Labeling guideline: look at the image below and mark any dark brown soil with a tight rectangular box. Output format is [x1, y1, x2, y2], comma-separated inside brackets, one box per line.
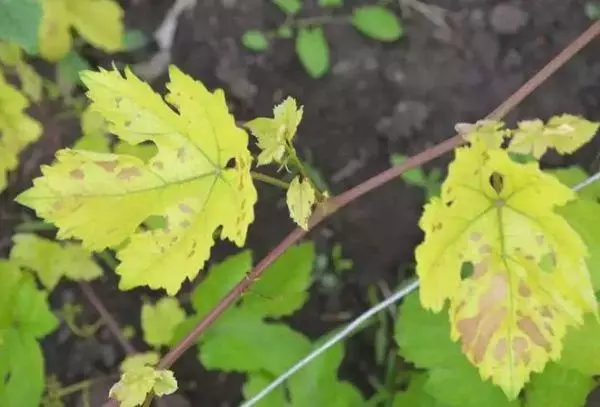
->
[2, 0, 600, 405]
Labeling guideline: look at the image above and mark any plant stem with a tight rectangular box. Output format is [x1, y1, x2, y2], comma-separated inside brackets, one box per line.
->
[284, 143, 326, 199]
[119, 18, 600, 407]
[53, 379, 94, 398]
[250, 171, 290, 190]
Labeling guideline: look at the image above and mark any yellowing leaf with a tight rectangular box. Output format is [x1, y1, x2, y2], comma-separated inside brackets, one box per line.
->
[109, 365, 177, 407]
[141, 298, 186, 348]
[17, 66, 257, 295]
[457, 120, 509, 149]
[120, 352, 160, 372]
[415, 138, 597, 398]
[245, 96, 303, 165]
[39, 0, 123, 61]
[0, 42, 43, 102]
[286, 176, 315, 229]
[10, 233, 102, 290]
[0, 71, 42, 192]
[508, 115, 599, 159]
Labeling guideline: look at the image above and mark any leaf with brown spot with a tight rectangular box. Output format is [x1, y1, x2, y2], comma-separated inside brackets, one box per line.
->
[415, 138, 597, 398]
[17, 66, 257, 295]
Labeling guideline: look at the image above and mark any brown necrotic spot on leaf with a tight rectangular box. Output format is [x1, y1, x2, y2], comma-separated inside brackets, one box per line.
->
[479, 274, 508, 310]
[153, 161, 164, 170]
[178, 203, 192, 213]
[177, 147, 186, 162]
[70, 169, 85, 180]
[471, 232, 482, 241]
[494, 338, 508, 361]
[117, 167, 142, 181]
[95, 160, 118, 172]
[540, 306, 553, 318]
[517, 317, 551, 351]
[472, 307, 507, 363]
[512, 336, 531, 364]
[179, 220, 191, 228]
[518, 281, 532, 297]
[52, 201, 63, 211]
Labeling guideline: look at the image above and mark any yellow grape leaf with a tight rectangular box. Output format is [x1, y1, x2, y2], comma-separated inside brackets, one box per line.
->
[415, 138, 597, 399]
[141, 298, 185, 348]
[39, 0, 123, 61]
[120, 352, 160, 372]
[17, 66, 257, 295]
[456, 120, 509, 149]
[10, 233, 102, 290]
[245, 96, 303, 165]
[286, 176, 315, 230]
[109, 364, 177, 407]
[0, 42, 43, 102]
[508, 115, 599, 159]
[0, 71, 42, 192]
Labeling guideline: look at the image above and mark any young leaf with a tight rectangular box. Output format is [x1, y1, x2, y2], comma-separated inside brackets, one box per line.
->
[0, 72, 43, 193]
[273, 0, 301, 15]
[120, 352, 160, 372]
[352, 6, 403, 42]
[319, 0, 343, 7]
[457, 120, 509, 149]
[525, 363, 593, 407]
[39, 0, 124, 61]
[0, 0, 43, 53]
[199, 309, 312, 374]
[17, 66, 258, 295]
[287, 176, 316, 230]
[240, 242, 315, 317]
[395, 293, 517, 407]
[242, 30, 269, 52]
[10, 233, 102, 290]
[296, 27, 329, 78]
[141, 297, 186, 348]
[245, 96, 304, 165]
[415, 138, 597, 398]
[508, 115, 599, 159]
[109, 365, 177, 407]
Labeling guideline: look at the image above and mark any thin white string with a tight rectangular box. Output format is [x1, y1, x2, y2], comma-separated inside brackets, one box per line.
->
[241, 169, 600, 407]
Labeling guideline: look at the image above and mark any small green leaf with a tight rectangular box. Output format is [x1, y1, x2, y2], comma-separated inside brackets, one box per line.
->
[277, 25, 293, 39]
[525, 363, 593, 407]
[122, 29, 149, 51]
[240, 242, 314, 317]
[391, 154, 427, 186]
[296, 27, 329, 78]
[199, 309, 312, 374]
[58, 51, 91, 93]
[141, 298, 186, 348]
[0, 0, 43, 54]
[319, 0, 343, 7]
[352, 6, 403, 42]
[242, 30, 269, 51]
[10, 234, 103, 290]
[0, 329, 45, 407]
[273, 0, 301, 15]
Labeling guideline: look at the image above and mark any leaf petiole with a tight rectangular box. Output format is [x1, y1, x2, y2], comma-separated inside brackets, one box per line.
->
[250, 171, 290, 190]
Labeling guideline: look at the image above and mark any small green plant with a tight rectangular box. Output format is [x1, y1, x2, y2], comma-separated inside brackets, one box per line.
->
[2, 4, 600, 407]
[390, 154, 443, 199]
[242, 0, 403, 78]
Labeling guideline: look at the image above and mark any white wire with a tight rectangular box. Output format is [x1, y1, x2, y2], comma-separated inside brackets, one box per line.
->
[240, 279, 420, 407]
[241, 168, 600, 407]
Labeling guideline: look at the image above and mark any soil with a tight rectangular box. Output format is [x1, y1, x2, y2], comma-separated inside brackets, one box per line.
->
[2, 0, 600, 406]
